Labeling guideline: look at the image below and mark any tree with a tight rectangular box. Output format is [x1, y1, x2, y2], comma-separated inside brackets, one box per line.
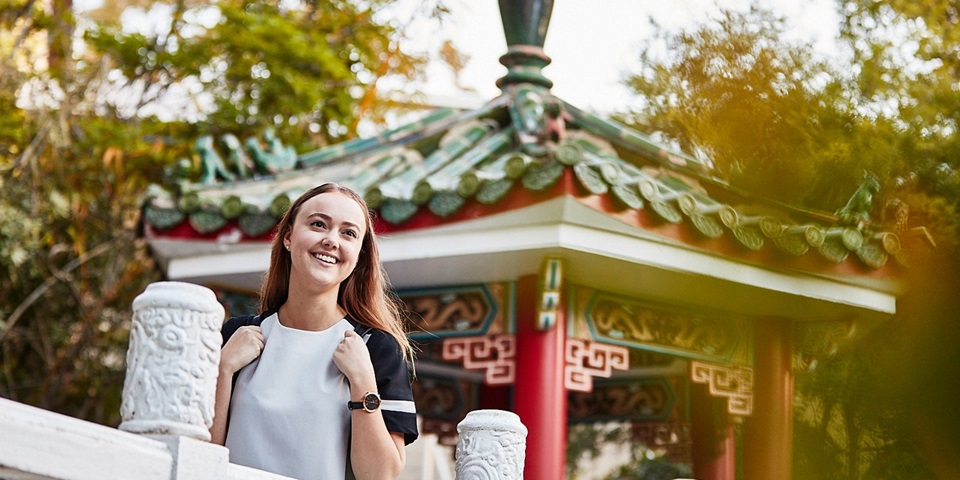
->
[620, 2, 960, 478]
[0, 0, 439, 425]
[620, 5, 958, 249]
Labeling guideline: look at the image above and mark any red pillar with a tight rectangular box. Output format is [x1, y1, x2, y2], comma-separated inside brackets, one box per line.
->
[514, 274, 567, 480]
[691, 384, 736, 480]
[743, 317, 794, 480]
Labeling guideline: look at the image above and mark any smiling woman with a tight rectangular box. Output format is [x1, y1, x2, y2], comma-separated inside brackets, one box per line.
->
[209, 183, 417, 480]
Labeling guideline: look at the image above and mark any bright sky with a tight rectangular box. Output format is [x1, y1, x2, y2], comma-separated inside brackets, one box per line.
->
[72, 0, 841, 122]
[391, 0, 840, 114]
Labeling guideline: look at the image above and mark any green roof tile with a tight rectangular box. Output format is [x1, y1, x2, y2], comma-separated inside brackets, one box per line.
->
[141, 86, 906, 271]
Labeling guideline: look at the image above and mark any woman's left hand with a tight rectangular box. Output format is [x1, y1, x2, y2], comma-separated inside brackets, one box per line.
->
[333, 330, 376, 388]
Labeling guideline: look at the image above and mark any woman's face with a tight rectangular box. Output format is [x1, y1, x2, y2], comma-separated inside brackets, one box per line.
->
[283, 191, 368, 294]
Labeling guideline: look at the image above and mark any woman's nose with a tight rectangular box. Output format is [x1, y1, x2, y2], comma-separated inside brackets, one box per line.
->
[321, 235, 337, 248]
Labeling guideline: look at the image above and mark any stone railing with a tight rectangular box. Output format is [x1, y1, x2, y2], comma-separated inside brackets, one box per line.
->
[0, 281, 527, 480]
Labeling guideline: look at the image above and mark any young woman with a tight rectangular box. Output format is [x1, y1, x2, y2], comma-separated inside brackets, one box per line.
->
[210, 183, 417, 480]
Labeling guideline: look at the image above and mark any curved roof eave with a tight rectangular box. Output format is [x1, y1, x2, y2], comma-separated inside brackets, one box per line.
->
[141, 87, 908, 289]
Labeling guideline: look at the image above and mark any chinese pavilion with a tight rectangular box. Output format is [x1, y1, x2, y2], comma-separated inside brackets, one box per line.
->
[139, 1, 912, 479]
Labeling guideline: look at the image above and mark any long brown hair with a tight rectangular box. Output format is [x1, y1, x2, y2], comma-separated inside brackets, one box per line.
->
[258, 183, 413, 364]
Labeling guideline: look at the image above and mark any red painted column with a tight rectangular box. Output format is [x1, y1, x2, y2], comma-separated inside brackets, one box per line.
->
[514, 274, 567, 480]
[743, 317, 794, 480]
[691, 384, 736, 480]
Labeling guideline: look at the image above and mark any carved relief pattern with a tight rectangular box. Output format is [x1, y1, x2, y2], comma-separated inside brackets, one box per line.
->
[400, 284, 507, 339]
[587, 293, 742, 363]
[412, 376, 472, 422]
[690, 361, 753, 416]
[564, 338, 630, 392]
[120, 282, 224, 440]
[568, 379, 675, 422]
[442, 335, 516, 385]
[794, 320, 858, 372]
[413, 376, 476, 445]
[456, 411, 527, 480]
[631, 421, 692, 464]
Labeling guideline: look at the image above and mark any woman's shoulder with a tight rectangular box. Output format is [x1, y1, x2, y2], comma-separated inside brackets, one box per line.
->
[347, 318, 402, 354]
[221, 310, 274, 345]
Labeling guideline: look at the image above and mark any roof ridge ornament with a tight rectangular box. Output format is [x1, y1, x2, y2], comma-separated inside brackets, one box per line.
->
[835, 171, 880, 229]
[497, 0, 554, 90]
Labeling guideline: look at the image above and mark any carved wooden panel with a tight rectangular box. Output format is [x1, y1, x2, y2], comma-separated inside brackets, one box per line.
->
[412, 375, 477, 445]
[568, 378, 676, 422]
[569, 287, 751, 365]
[399, 283, 513, 339]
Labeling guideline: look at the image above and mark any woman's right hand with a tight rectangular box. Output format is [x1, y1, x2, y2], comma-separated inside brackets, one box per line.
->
[220, 326, 264, 375]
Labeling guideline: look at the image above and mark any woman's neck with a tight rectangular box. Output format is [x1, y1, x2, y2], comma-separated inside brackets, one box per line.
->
[278, 286, 344, 331]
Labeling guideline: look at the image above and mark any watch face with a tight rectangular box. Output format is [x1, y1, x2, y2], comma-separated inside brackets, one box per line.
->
[363, 393, 381, 412]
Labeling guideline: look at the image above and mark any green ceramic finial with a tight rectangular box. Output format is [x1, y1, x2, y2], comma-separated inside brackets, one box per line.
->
[499, 0, 553, 47]
[497, 0, 554, 89]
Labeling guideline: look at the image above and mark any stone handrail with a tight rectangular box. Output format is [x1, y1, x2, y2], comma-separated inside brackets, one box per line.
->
[0, 281, 528, 479]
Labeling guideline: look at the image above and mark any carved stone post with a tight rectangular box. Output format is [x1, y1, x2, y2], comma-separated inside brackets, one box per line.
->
[119, 282, 224, 441]
[456, 409, 528, 479]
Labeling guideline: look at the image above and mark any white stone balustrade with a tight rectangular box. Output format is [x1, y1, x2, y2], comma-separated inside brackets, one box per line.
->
[455, 409, 528, 479]
[0, 280, 527, 480]
[120, 281, 225, 441]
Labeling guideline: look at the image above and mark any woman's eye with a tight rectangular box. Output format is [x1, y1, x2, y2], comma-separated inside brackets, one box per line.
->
[311, 220, 326, 229]
[344, 230, 358, 238]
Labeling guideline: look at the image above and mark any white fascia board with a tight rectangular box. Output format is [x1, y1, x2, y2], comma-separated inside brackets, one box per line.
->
[166, 247, 271, 284]
[555, 223, 897, 314]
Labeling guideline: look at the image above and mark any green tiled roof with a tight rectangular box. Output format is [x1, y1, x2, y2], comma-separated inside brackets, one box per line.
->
[141, 84, 904, 270]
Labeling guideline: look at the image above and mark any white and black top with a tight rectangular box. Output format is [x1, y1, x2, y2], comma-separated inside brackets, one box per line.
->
[220, 310, 418, 480]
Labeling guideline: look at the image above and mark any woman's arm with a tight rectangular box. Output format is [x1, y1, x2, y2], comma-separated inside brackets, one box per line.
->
[349, 397, 407, 479]
[334, 330, 408, 479]
[209, 325, 264, 445]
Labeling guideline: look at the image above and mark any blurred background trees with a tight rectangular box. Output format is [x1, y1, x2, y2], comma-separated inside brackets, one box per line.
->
[619, 2, 959, 479]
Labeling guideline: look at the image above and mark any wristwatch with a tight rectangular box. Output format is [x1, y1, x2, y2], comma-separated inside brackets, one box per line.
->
[347, 392, 381, 413]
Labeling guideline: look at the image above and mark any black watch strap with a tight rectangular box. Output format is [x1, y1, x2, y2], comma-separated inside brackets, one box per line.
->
[347, 392, 381, 412]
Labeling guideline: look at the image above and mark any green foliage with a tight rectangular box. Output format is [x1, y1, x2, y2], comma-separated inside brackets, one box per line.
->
[566, 423, 692, 480]
[620, 4, 960, 251]
[84, 0, 425, 149]
[622, 8, 873, 209]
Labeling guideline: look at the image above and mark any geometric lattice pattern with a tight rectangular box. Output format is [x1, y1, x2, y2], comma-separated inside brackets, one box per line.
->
[564, 338, 629, 392]
[690, 361, 753, 416]
[441, 334, 516, 385]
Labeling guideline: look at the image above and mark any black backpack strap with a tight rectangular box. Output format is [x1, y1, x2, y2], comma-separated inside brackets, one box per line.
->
[345, 314, 374, 343]
[221, 311, 270, 391]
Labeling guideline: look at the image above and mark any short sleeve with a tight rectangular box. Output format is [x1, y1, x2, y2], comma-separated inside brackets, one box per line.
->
[366, 331, 419, 445]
